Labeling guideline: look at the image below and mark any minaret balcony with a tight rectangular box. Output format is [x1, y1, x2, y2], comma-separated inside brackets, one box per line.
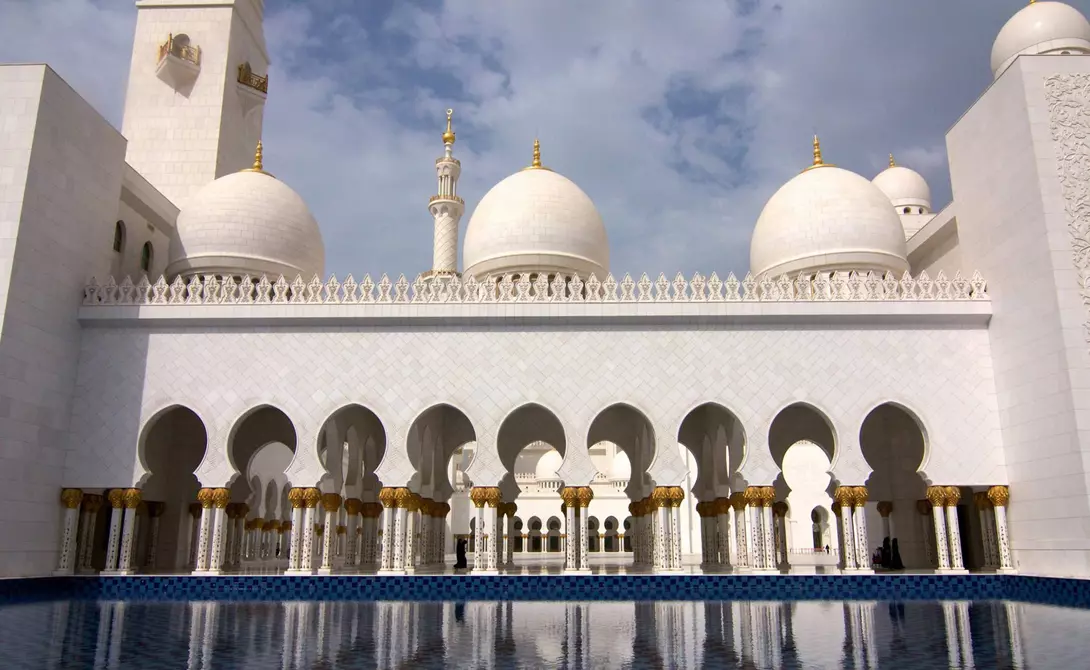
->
[235, 62, 268, 116]
[435, 157, 461, 167]
[429, 194, 464, 205]
[155, 34, 201, 90]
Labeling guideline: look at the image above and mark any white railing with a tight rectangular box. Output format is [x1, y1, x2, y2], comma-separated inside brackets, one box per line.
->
[82, 269, 988, 307]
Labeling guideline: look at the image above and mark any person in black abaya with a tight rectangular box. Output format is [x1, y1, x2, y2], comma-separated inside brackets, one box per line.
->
[455, 537, 468, 569]
[881, 537, 892, 568]
[890, 538, 905, 570]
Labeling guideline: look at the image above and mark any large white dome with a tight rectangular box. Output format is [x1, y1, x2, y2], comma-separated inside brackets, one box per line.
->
[463, 141, 609, 279]
[609, 450, 631, 481]
[535, 449, 564, 481]
[750, 139, 909, 279]
[991, 1, 1090, 79]
[166, 146, 325, 280]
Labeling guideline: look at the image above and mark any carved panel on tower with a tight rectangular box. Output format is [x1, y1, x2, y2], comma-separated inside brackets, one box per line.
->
[155, 33, 201, 90]
[236, 61, 269, 116]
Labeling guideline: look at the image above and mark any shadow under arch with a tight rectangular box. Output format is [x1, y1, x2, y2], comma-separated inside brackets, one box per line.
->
[859, 401, 930, 569]
[226, 404, 298, 482]
[677, 402, 747, 501]
[136, 403, 210, 481]
[314, 403, 388, 495]
[588, 402, 657, 497]
[768, 401, 837, 469]
[497, 402, 567, 472]
[406, 403, 477, 498]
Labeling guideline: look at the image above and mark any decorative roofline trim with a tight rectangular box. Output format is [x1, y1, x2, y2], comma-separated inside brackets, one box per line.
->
[82, 270, 988, 307]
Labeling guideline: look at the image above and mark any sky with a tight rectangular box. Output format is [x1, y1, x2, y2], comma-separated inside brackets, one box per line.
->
[0, 0, 1077, 279]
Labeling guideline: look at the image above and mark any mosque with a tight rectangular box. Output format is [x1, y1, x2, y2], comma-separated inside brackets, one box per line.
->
[2, 0, 1090, 580]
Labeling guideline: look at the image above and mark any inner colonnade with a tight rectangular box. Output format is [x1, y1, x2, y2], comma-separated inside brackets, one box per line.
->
[50, 399, 1018, 577]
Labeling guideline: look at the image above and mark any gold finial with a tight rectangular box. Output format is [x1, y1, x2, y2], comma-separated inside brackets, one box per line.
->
[889, 153, 896, 168]
[532, 138, 542, 168]
[242, 140, 274, 177]
[442, 108, 456, 145]
[803, 134, 835, 172]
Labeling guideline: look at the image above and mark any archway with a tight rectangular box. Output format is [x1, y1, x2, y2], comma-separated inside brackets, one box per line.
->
[860, 403, 928, 569]
[588, 404, 656, 563]
[546, 517, 562, 553]
[769, 403, 837, 570]
[528, 517, 543, 552]
[603, 516, 620, 552]
[139, 406, 208, 571]
[678, 403, 747, 563]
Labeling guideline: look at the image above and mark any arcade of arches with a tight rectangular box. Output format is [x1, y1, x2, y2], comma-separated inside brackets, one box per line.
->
[51, 402, 1015, 576]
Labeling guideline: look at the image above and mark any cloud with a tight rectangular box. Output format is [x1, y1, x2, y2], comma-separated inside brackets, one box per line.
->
[0, 0, 1045, 279]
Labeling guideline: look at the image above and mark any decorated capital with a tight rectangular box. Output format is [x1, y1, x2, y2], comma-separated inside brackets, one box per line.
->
[60, 488, 83, 509]
[987, 485, 1010, 507]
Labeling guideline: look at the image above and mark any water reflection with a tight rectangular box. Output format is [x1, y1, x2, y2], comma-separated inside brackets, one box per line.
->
[5, 596, 1086, 669]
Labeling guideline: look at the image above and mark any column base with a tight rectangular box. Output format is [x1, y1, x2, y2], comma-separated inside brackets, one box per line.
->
[841, 568, 875, 575]
[376, 569, 406, 576]
[473, 569, 500, 575]
[936, 567, 970, 575]
[564, 568, 592, 574]
[316, 567, 335, 575]
[748, 568, 782, 575]
[52, 569, 75, 577]
[995, 567, 1018, 575]
[283, 568, 313, 576]
[653, 568, 686, 574]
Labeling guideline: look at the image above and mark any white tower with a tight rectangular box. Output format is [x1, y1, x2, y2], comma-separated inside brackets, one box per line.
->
[120, 0, 270, 207]
[428, 109, 464, 278]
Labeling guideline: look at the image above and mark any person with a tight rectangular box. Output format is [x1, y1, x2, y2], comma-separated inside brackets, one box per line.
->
[881, 537, 892, 568]
[890, 538, 905, 570]
[872, 547, 883, 566]
[455, 537, 468, 569]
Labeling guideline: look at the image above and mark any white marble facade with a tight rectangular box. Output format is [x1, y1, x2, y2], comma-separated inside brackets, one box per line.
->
[1, 0, 1089, 577]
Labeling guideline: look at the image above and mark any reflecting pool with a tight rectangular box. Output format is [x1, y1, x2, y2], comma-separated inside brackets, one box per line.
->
[0, 599, 1085, 669]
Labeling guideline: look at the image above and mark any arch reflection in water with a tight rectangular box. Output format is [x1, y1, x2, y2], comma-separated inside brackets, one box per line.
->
[4, 597, 1084, 669]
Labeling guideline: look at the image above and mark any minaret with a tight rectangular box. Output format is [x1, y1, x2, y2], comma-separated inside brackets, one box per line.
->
[428, 109, 464, 277]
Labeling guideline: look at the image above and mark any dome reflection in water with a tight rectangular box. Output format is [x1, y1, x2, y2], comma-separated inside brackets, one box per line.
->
[2, 598, 1084, 669]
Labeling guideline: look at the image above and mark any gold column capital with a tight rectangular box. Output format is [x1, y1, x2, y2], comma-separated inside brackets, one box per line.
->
[60, 488, 83, 509]
[302, 488, 322, 509]
[197, 487, 216, 509]
[122, 488, 142, 509]
[987, 485, 1010, 507]
[321, 493, 342, 512]
[925, 486, 947, 507]
[877, 501, 893, 517]
[576, 486, 594, 508]
[288, 487, 308, 509]
[942, 486, 961, 507]
[833, 486, 853, 507]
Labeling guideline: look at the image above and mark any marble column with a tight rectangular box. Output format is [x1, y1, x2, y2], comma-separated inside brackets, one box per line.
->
[696, 502, 712, 567]
[378, 488, 400, 572]
[975, 492, 998, 570]
[505, 503, 517, 568]
[117, 488, 142, 575]
[344, 498, 362, 568]
[402, 495, 418, 573]
[300, 488, 321, 573]
[103, 489, 126, 573]
[652, 488, 670, 571]
[470, 487, 490, 572]
[729, 493, 747, 569]
[759, 488, 776, 571]
[77, 494, 103, 573]
[285, 489, 306, 573]
[943, 486, 966, 571]
[318, 493, 341, 574]
[917, 499, 935, 568]
[193, 489, 216, 573]
[207, 488, 230, 574]
[877, 501, 893, 542]
[714, 497, 732, 569]
[54, 488, 84, 575]
[927, 487, 952, 570]
[988, 485, 1015, 573]
[561, 487, 580, 571]
[772, 501, 788, 569]
[143, 501, 165, 570]
[578, 487, 594, 571]
[743, 488, 765, 571]
[851, 487, 872, 571]
[486, 491, 501, 573]
[834, 488, 856, 570]
[669, 487, 685, 570]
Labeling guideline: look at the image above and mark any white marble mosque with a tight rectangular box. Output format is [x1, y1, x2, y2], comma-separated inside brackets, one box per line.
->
[4, 0, 1090, 580]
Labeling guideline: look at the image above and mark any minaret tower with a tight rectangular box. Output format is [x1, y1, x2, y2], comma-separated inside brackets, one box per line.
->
[120, 0, 270, 207]
[428, 109, 465, 278]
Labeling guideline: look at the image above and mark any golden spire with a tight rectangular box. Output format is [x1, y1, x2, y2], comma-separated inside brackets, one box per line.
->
[532, 138, 542, 168]
[442, 108, 456, 145]
[889, 153, 896, 168]
[803, 134, 835, 172]
[242, 140, 274, 177]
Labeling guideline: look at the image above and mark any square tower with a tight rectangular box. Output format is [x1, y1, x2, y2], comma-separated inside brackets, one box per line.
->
[120, 0, 269, 207]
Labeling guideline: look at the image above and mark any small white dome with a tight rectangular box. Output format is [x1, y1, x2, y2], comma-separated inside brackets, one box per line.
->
[750, 141, 909, 279]
[991, 1, 1090, 79]
[166, 149, 325, 280]
[873, 162, 932, 211]
[463, 141, 609, 279]
[534, 449, 564, 481]
[609, 450, 631, 481]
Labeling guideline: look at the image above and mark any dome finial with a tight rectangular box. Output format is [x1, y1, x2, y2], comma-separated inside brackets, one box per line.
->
[241, 140, 274, 177]
[803, 135, 834, 172]
[889, 153, 896, 168]
[442, 108, 456, 145]
[532, 138, 542, 168]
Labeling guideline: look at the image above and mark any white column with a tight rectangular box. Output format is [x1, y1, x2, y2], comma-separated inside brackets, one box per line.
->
[564, 490, 579, 571]
[54, 489, 83, 575]
[208, 493, 229, 575]
[301, 501, 318, 572]
[77, 496, 101, 573]
[379, 500, 397, 572]
[852, 494, 871, 571]
[392, 505, 408, 572]
[716, 503, 732, 569]
[193, 493, 214, 573]
[579, 494, 591, 571]
[319, 495, 340, 575]
[145, 506, 163, 570]
[838, 503, 856, 570]
[288, 506, 305, 572]
[977, 493, 998, 570]
[944, 492, 965, 571]
[761, 505, 775, 570]
[918, 502, 935, 568]
[989, 486, 1015, 573]
[103, 491, 125, 573]
[345, 507, 359, 568]
[505, 509, 516, 567]
[656, 502, 670, 571]
[929, 490, 951, 570]
[472, 498, 487, 571]
[733, 501, 748, 568]
[117, 490, 141, 575]
[486, 503, 499, 572]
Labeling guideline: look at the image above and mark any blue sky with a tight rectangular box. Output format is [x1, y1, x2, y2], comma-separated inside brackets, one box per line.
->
[0, 0, 1076, 279]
